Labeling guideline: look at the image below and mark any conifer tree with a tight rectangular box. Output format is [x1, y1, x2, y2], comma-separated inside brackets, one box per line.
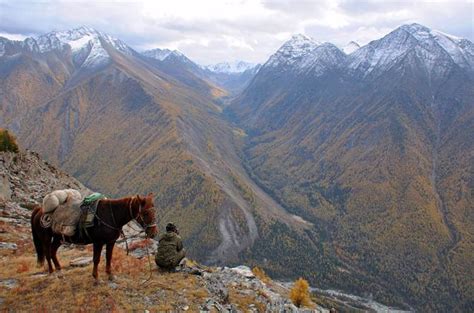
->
[290, 277, 311, 307]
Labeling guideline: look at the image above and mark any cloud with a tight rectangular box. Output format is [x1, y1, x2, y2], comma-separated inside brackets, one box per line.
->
[0, 0, 472, 64]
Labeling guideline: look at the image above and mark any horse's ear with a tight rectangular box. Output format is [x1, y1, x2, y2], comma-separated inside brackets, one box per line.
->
[136, 194, 141, 201]
[147, 192, 154, 198]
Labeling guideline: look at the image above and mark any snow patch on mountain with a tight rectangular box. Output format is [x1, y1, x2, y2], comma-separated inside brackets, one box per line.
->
[65, 34, 93, 52]
[303, 43, 346, 75]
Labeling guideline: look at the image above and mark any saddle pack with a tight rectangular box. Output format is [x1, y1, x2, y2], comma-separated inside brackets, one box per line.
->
[41, 190, 106, 237]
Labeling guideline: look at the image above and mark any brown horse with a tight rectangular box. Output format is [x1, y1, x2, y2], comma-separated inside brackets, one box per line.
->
[31, 194, 158, 281]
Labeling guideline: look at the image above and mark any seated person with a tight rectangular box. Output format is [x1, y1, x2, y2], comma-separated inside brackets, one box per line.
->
[155, 222, 185, 271]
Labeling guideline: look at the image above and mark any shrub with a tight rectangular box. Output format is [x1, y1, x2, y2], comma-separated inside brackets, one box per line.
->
[289, 277, 311, 308]
[252, 266, 270, 284]
[0, 129, 19, 153]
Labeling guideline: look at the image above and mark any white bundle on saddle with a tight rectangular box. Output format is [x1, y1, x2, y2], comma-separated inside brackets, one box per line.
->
[42, 189, 83, 236]
[43, 189, 82, 213]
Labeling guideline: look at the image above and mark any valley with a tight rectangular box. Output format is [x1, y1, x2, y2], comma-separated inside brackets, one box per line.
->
[0, 23, 472, 311]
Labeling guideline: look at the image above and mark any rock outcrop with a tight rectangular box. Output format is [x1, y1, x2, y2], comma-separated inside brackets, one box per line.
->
[0, 150, 89, 205]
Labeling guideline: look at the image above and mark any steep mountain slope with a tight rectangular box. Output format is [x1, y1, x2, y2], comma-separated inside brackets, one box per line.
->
[141, 48, 225, 97]
[0, 28, 239, 262]
[229, 24, 474, 311]
[0, 27, 316, 276]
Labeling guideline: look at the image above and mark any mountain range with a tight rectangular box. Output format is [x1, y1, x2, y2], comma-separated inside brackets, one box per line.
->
[0, 23, 472, 311]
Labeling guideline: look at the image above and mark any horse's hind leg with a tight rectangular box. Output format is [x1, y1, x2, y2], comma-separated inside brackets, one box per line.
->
[51, 237, 62, 273]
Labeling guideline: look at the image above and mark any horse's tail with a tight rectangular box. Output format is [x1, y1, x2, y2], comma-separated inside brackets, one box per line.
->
[31, 206, 45, 267]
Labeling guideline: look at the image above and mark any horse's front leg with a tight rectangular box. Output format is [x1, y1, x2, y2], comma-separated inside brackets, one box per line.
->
[51, 237, 63, 277]
[43, 240, 54, 274]
[105, 242, 116, 281]
[51, 237, 62, 270]
[92, 242, 104, 281]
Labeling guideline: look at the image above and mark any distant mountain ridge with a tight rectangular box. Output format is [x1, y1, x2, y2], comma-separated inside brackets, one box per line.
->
[203, 61, 258, 74]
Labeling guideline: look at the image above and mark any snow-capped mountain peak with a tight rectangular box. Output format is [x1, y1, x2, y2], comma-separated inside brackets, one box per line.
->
[204, 61, 257, 73]
[347, 23, 474, 76]
[341, 41, 360, 54]
[401, 23, 473, 68]
[2, 26, 134, 69]
[266, 33, 321, 68]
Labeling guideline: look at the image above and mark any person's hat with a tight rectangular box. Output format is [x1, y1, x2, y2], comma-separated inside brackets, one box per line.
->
[166, 222, 177, 232]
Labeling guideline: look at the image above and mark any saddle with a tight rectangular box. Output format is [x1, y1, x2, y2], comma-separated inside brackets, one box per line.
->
[41, 190, 106, 237]
[78, 193, 106, 236]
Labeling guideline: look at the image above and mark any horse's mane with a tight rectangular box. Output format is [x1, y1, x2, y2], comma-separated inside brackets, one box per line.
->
[100, 197, 133, 205]
[99, 195, 153, 209]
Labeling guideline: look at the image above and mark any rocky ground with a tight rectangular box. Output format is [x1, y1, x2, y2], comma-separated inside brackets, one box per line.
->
[0, 199, 328, 312]
[0, 150, 330, 312]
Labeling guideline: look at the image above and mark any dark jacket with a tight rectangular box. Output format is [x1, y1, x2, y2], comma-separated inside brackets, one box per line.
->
[155, 231, 184, 268]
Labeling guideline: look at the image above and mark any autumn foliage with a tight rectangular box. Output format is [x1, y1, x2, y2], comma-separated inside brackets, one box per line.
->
[252, 266, 270, 284]
[0, 129, 19, 153]
[289, 277, 311, 308]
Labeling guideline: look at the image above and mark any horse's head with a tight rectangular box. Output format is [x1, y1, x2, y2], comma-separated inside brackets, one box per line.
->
[135, 193, 158, 238]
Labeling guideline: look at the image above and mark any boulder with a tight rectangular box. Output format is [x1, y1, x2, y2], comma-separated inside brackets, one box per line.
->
[0, 242, 17, 250]
[70, 257, 93, 267]
[230, 265, 255, 279]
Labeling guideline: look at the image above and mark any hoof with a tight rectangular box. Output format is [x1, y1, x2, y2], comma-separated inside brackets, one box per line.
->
[56, 271, 64, 279]
[108, 274, 116, 282]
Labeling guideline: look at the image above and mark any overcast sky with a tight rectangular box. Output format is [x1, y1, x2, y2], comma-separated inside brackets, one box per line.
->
[0, 0, 472, 65]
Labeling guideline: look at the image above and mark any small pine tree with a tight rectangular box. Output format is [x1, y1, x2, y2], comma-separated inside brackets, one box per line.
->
[290, 277, 311, 308]
[0, 129, 19, 153]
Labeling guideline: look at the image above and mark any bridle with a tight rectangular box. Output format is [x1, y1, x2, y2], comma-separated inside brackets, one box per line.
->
[129, 196, 157, 233]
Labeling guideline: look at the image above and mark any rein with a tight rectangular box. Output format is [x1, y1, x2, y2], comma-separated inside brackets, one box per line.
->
[95, 197, 156, 256]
